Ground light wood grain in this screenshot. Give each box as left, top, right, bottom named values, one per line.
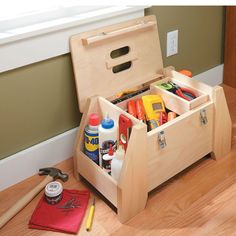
left=76, top=150, right=118, bottom=207
left=81, top=21, right=156, bottom=46
left=212, top=86, right=232, bottom=159
left=70, top=15, right=163, bottom=112
left=0, top=85, right=235, bottom=236
left=147, top=102, right=214, bottom=191
left=70, top=15, right=232, bottom=223
left=73, top=71, right=231, bottom=223
left=0, top=175, right=53, bottom=229
left=73, top=96, right=100, bottom=180
left=117, top=123, right=148, bottom=223
left=170, top=70, right=215, bottom=98
left=154, top=76, right=210, bottom=114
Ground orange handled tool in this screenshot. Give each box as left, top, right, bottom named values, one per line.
left=136, top=99, right=146, bottom=123
left=127, top=100, right=137, bottom=118
left=179, top=69, right=192, bottom=78
left=168, top=112, right=176, bottom=121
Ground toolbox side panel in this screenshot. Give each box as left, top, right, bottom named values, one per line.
left=147, top=102, right=214, bottom=191
left=77, top=150, right=118, bottom=206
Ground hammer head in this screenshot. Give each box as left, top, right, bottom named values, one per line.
left=39, top=167, right=69, bottom=182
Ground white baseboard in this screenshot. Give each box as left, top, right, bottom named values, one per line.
left=0, top=128, right=78, bottom=191
left=192, top=64, right=224, bottom=86
left=0, top=64, right=224, bottom=191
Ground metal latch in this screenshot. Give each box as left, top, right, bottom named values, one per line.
left=158, top=131, right=167, bottom=149
left=200, top=109, right=208, bottom=125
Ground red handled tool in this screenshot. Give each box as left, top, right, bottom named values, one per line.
left=169, top=82, right=196, bottom=101
left=159, top=112, right=168, bottom=125
left=119, top=114, right=132, bottom=151
left=136, top=99, right=146, bottom=123
left=127, top=100, right=137, bottom=118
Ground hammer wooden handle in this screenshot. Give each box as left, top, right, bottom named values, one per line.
left=0, top=175, right=53, bottom=228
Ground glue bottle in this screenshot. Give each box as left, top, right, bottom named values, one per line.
left=102, top=144, right=115, bottom=175
left=98, top=113, right=118, bottom=167
left=111, top=144, right=125, bottom=181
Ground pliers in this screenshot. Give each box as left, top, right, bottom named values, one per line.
left=168, top=82, right=196, bottom=101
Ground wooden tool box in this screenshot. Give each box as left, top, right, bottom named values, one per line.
left=70, top=15, right=232, bottom=223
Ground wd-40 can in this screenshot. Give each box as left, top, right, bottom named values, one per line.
left=84, top=125, right=99, bottom=165
left=84, top=113, right=100, bottom=164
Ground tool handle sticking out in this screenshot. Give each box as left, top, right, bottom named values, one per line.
left=86, top=198, right=95, bottom=231
left=0, top=175, right=53, bottom=229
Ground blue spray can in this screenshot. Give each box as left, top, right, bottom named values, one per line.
left=84, top=113, right=100, bottom=165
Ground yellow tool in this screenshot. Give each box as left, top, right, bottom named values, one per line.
left=142, top=95, right=166, bottom=124
left=86, top=198, right=95, bottom=231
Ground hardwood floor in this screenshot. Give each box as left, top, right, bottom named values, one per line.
left=1, top=85, right=236, bottom=236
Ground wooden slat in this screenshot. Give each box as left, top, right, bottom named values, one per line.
left=152, top=85, right=190, bottom=115
left=82, top=21, right=156, bottom=46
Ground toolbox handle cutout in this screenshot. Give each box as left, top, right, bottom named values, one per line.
left=81, top=21, right=156, bottom=46
left=106, top=51, right=137, bottom=69
left=108, top=46, right=135, bottom=73
left=112, top=61, right=132, bottom=74
left=110, top=46, right=130, bottom=59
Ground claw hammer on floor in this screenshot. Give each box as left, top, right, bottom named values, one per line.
left=0, top=167, right=68, bottom=228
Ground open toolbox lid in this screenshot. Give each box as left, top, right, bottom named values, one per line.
left=70, top=15, right=163, bottom=112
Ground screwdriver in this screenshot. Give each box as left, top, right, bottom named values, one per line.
left=86, top=198, right=95, bottom=231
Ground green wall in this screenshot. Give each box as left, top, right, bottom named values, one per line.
left=145, top=6, right=225, bottom=74
left=0, top=55, right=81, bottom=159
left=0, top=6, right=225, bottom=160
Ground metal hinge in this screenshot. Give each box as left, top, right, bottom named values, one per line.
left=200, top=109, right=208, bottom=125
left=158, top=131, right=167, bottom=149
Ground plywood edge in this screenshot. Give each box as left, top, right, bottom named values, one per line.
left=212, top=86, right=232, bottom=159
left=117, top=123, right=148, bottom=223
left=153, top=85, right=190, bottom=115
left=73, top=96, right=99, bottom=180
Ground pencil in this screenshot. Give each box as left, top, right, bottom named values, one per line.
left=86, top=198, right=95, bottom=231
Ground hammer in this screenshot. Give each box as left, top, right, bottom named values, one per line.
left=0, top=167, right=68, bottom=228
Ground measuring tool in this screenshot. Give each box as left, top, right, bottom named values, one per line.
left=142, top=95, right=166, bottom=125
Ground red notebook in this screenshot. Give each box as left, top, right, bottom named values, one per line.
left=29, top=189, right=90, bottom=234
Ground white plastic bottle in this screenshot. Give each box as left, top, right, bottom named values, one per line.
left=98, top=114, right=118, bottom=167
left=111, top=145, right=125, bottom=181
